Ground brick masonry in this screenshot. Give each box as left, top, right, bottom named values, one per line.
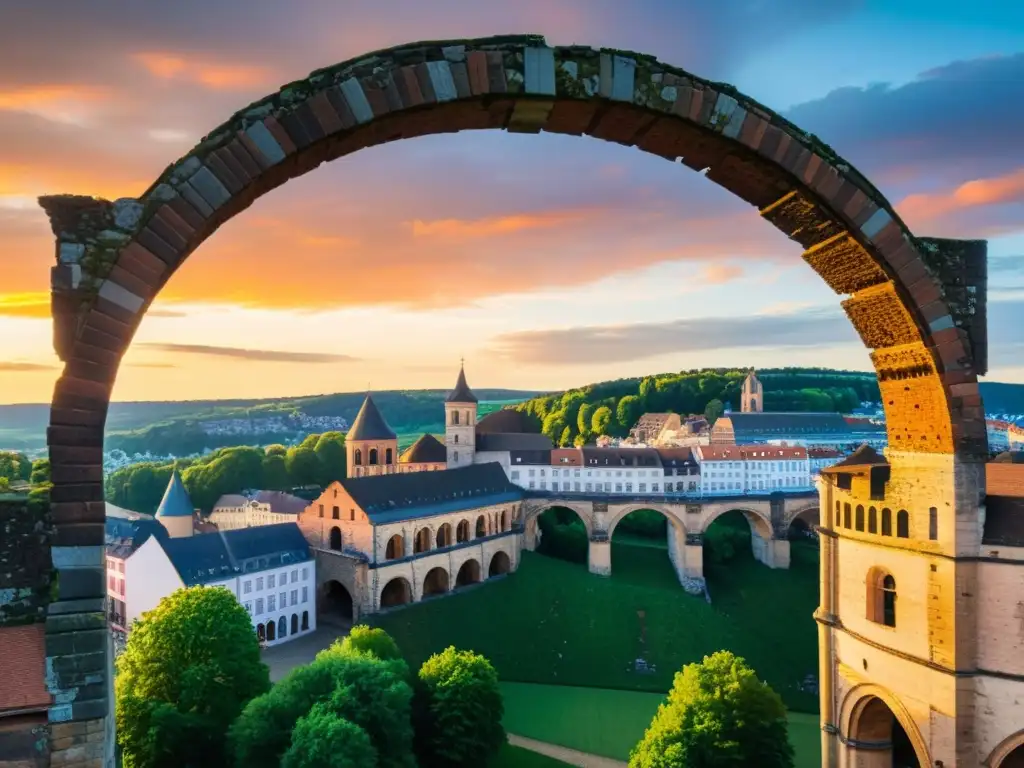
left=27, top=34, right=995, bottom=767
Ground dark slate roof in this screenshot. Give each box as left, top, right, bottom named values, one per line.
left=827, top=444, right=888, bottom=470
left=340, top=463, right=522, bottom=524
left=716, top=412, right=884, bottom=437
left=581, top=447, right=663, bottom=468
left=400, top=433, right=447, bottom=464
left=657, top=448, right=698, bottom=468
left=509, top=449, right=552, bottom=466
left=477, top=433, right=553, bottom=452
left=250, top=491, right=309, bottom=514
left=347, top=394, right=397, bottom=441
left=162, top=523, right=311, bottom=586
left=156, top=470, right=194, bottom=518
left=163, top=533, right=236, bottom=586
left=105, top=508, right=168, bottom=559
left=476, top=409, right=540, bottom=435
left=446, top=365, right=478, bottom=404
left=992, top=451, right=1024, bottom=464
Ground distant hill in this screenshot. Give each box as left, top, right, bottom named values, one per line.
left=0, top=389, right=539, bottom=453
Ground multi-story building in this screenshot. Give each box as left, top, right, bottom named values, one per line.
left=299, top=463, right=522, bottom=617
left=104, top=504, right=170, bottom=634
left=629, top=412, right=682, bottom=445
left=695, top=445, right=811, bottom=495
left=987, top=419, right=1013, bottom=453
left=208, top=490, right=310, bottom=531
left=115, top=522, right=316, bottom=646
left=808, top=447, right=844, bottom=476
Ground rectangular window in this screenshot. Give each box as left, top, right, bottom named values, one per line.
left=928, top=507, right=938, bottom=541
left=255, top=598, right=264, bottom=615
left=291, top=589, right=298, bottom=605
left=625, top=483, right=633, bottom=492
left=585, top=482, right=592, bottom=491
left=318, top=504, right=324, bottom=518
left=108, top=575, right=116, bottom=591
left=574, top=482, right=581, bottom=491
left=511, top=470, right=520, bottom=480
left=244, top=602, right=252, bottom=614
left=350, top=509, right=355, bottom=521
left=280, top=592, right=287, bottom=608
left=118, top=562, right=124, bottom=573
left=267, top=595, right=276, bottom=612
left=256, top=577, right=264, bottom=591
left=332, top=506, right=340, bottom=519
left=529, top=481, right=535, bottom=489
left=268, top=574, right=275, bottom=589
left=302, top=567, right=309, bottom=581
left=292, top=569, right=298, bottom=583
left=302, top=586, right=308, bottom=603
left=528, top=469, right=535, bottom=477
left=615, top=483, right=623, bottom=492
left=639, top=483, right=646, bottom=493
left=243, top=580, right=252, bottom=594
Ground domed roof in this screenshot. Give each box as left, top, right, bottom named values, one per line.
left=156, top=470, right=194, bottom=518
left=446, top=364, right=477, bottom=404
left=348, top=394, right=396, bottom=441
left=400, top=433, right=447, bottom=464
left=476, top=409, right=540, bottom=435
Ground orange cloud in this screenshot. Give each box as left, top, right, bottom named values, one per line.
left=897, top=167, right=1024, bottom=224
left=700, top=264, right=744, bottom=284
left=0, top=85, right=110, bottom=124
left=133, top=51, right=274, bottom=90
left=409, top=209, right=596, bottom=239
left=0, top=292, right=50, bottom=319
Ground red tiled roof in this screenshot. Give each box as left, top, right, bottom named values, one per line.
left=0, top=624, right=50, bottom=713
left=697, top=445, right=743, bottom=461
left=550, top=449, right=582, bottom=466
left=987, top=463, right=1024, bottom=498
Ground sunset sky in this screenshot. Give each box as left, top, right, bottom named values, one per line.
left=1, top=1, right=1022, bottom=404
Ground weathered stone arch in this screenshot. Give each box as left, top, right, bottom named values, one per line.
left=606, top=503, right=686, bottom=539
left=34, top=33, right=988, bottom=759
left=488, top=549, right=512, bottom=577
left=787, top=505, right=820, bottom=537
left=839, top=683, right=930, bottom=767
left=703, top=506, right=773, bottom=540
left=986, top=729, right=1024, bottom=767
left=524, top=501, right=594, bottom=537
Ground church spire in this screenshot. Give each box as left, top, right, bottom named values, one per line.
left=446, top=359, right=478, bottom=404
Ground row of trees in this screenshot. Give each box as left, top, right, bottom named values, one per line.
left=115, top=588, right=507, bottom=768
left=0, top=451, right=50, bottom=491
left=517, top=367, right=877, bottom=447
left=105, top=432, right=348, bottom=514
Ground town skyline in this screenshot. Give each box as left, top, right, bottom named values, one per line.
left=1, top=1, right=1022, bottom=404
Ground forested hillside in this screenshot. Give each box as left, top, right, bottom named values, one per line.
left=515, top=367, right=882, bottom=447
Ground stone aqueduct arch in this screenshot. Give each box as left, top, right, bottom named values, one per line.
left=34, top=34, right=988, bottom=762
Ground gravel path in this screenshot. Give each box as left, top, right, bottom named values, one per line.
left=507, top=734, right=629, bottom=767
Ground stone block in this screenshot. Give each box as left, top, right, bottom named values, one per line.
left=242, top=121, right=286, bottom=166
left=841, top=283, right=923, bottom=350
left=802, top=233, right=888, bottom=295
left=95, top=280, right=143, bottom=315
left=49, top=462, right=103, bottom=484
left=136, top=226, right=180, bottom=265
left=49, top=501, right=105, bottom=526
left=45, top=611, right=106, bottom=635
left=116, top=242, right=167, bottom=283
left=186, top=166, right=231, bottom=210
left=147, top=208, right=192, bottom=251
left=307, top=90, right=346, bottom=135
left=53, top=562, right=104, bottom=598
left=426, top=60, right=457, bottom=102
left=339, top=78, right=374, bottom=124
left=104, top=265, right=154, bottom=301
left=278, top=108, right=314, bottom=148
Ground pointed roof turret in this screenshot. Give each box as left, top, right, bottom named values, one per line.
left=156, top=468, right=195, bottom=518
left=347, top=393, right=397, bottom=441
left=446, top=361, right=478, bottom=404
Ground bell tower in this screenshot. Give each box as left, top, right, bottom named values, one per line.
left=741, top=369, right=763, bottom=413
left=345, top=393, right=398, bottom=478
left=445, top=360, right=477, bottom=469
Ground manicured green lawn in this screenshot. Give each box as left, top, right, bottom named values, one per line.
left=372, top=540, right=820, bottom=711
left=491, top=743, right=572, bottom=767
left=500, top=682, right=822, bottom=768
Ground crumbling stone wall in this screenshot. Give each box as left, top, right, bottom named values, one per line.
left=0, top=494, right=53, bottom=627
left=32, top=34, right=989, bottom=768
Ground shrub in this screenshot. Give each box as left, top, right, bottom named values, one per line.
left=281, top=703, right=378, bottom=768
left=629, top=650, right=794, bottom=768
left=335, top=625, right=404, bottom=662
left=414, top=646, right=506, bottom=768
left=115, top=587, right=270, bottom=768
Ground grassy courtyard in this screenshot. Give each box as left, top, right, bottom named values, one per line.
left=499, top=682, right=821, bottom=767
left=493, top=743, right=572, bottom=767
left=372, top=537, right=821, bottom=712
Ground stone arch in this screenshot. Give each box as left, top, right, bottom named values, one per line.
left=786, top=506, right=819, bottom=539
left=35, top=34, right=987, bottom=748
left=379, top=576, right=412, bottom=609
left=474, top=514, right=487, bottom=538
left=455, top=558, right=481, bottom=587
left=329, top=526, right=342, bottom=551
left=986, top=729, right=1024, bottom=767
left=703, top=506, right=773, bottom=541
left=488, top=550, right=512, bottom=577
left=606, top=504, right=685, bottom=540
left=456, top=519, right=470, bottom=542
left=524, top=502, right=593, bottom=538
left=319, top=579, right=354, bottom=624
left=414, top=526, right=431, bottom=553
left=839, top=683, right=930, bottom=767
left=421, top=566, right=449, bottom=598
left=436, top=522, right=453, bottom=548
left=384, top=533, right=404, bottom=560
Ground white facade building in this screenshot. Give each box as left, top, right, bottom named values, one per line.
left=208, top=490, right=309, bottom=531
left=107, top=522, right=316, bottom=647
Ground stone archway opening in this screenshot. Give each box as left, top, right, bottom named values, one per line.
left=422, top=567, right=450, bottom=598
left=848, top=695, right=923, bottom=768
left=319, top=579, right=354, bottom=625
left=33, top=34, right=988, bottom=759
left=787, top=508, right=820, bottom=541
left=608, top=507, right=688, bottom=589
left=998, top=743, right=1024, bottom=768
left=534, top=506, right=589, bottom=566
left=488, top=550, right=511, bottom=578
left=455, top=559, right=481, bottom=588
left=380, top=576, right=413, bottom=609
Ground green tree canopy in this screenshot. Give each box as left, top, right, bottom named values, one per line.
left=629, top=650, right=793, bottom=768
left=281, top=703, right=378, bottom=768
left=414, top=646, right=506, bottom=768
left=576, top=402, right=595, bottom=438
left=30, top=458, right=50, bottom=485
left=616, top=395, right=644, bottom=431
left=116, top=587, right=270, bottom=768
left=261, top=453, right=291, bottom=491
left=335, top=625, right=404, bottom=663
left=314, top=431, right=348, bottom=486
left=590, top=406, right=613, bottom=436
left=286, top=446, right=321, bottom=487
left=0, top=451, right=32, bottom=482
left=704, top=398, right=725, bottom=425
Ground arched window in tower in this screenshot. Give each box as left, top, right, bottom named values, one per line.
left=880, top=508, right=892, bottom=536
left=454, top=434, right=459, bottom=443
left=866, top=568, right=897, bottom=628
left=354, top=449, right=362, bottom=466
left=452, top=410, right=460, bottom=425
left=385, top=448, right=393, bottom=464
left=843, top=503, right=852, bottom=528
left=835, top=501, right=840, bottom=526
left=369, top=448, right=378, bottom=465
left=928, top=507, right=938, bottom=541
left=896, top=510, right=910, bottom=538
left=750, top=398, right=757, bottom=411
left=855, top=505, right=864, bottom=531
left=868, top=507, right=877, bottom=534
left=454, top=450, right=459, bottom=463
left=465, top=410, right=471, bottom=424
